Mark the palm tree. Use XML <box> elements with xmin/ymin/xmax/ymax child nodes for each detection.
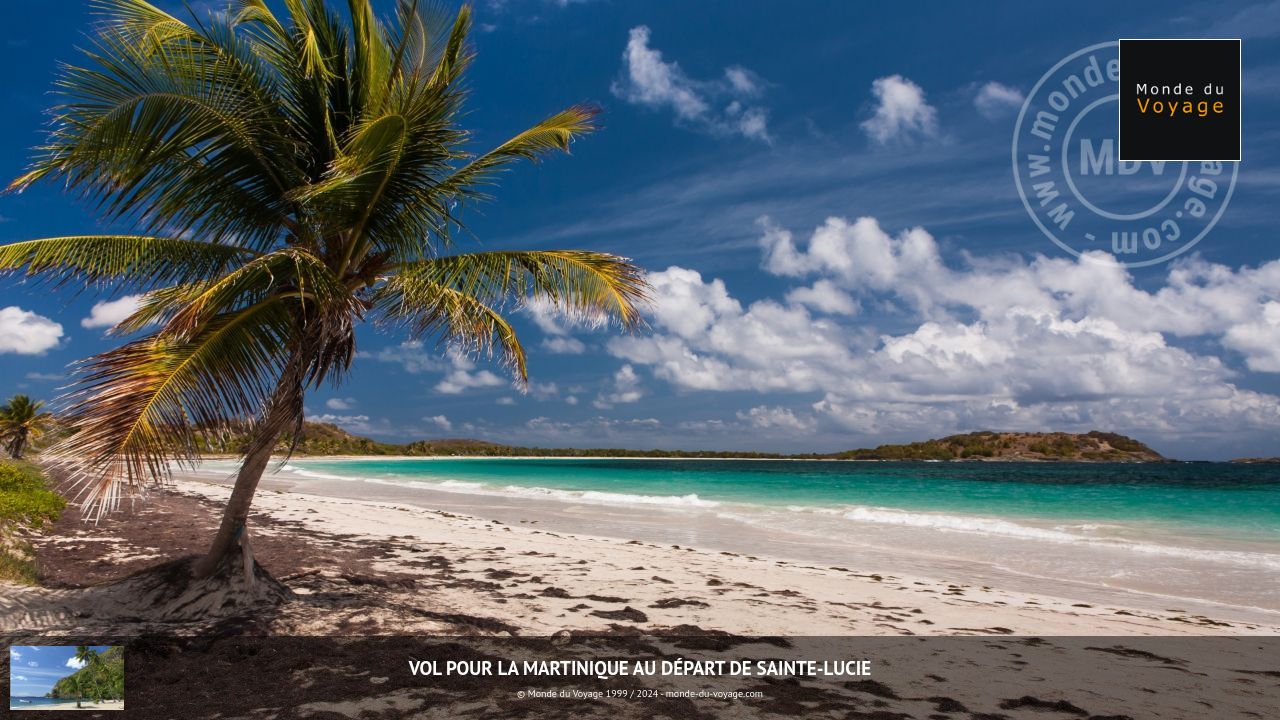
<box><xmin>74</xmin><ymin>646</ymin><xmax>102</xmax><ymax>702</ymax></box>
<box><xmin>0</xmin><ymin>0</ymin><xmax>648</xmax><ymax>584</ymax></box>
<box><xmin>0</xmin><ymin>395</ymin><xmax>54</xmax><ymax>459</ymax></box>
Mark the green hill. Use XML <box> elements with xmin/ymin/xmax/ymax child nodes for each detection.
<box><xmin>49</xmin><ymin>646</ymin><xmax>124</xmax><ymax>701</ymax></box>
<box><xmin>833</xmin><ymin>431</ymin><xmax>1163</xmax><ymax>462</ymax></box>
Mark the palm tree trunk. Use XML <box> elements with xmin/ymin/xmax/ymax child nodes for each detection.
<box><xmin>191</xmin><ymin>347</ymin><xmax>308</xmax><ymax>579</ymax></box>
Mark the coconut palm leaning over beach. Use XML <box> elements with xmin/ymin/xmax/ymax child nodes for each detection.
<box><xmin>0</xmin><ymin>0</ymin><xmax>648</xmax><ymax>604</ymax></box>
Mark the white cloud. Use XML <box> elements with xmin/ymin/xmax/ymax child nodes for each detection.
<box><xmin>66</xmin><ymin>657</ymin><xmax>86</xmax><ymax>670</ymax></box>
<box><xmin>737</xmin><ymin>405</ymin><xmax>816</xmax><ymax>431</ymax></box>
<box><xmin>525</xmin><ymin>297</ymin><xmax>595</xmax><ymax>354</ymax></box>
<box><xmin>974</xmin><ymin>81</ymin><xmax>1024</xmax><ymax>119</ymax></box>
<box><xmin>425</xmin><ymin>414</ymin><xmax>453</xmax><ymax>432</ymax></box>
<box><xmin>308</xmin><ymin>413</ymin><xmax>370</xmax><ymax>427</ymax></box>
<box><xmin>0</xmin><ymin>306</ymin><xmax>63</xmax><ymax>355</ymax></box>
<box><xmin>593</xmin><ymin>364</ymin><xmax>645</xmax><ymax>408</ymax></box>
<box><xmin>523</xmin><ymin>415</ymin><xmax>663</xmax><ymax>443</ymax></box>
<box><xmin>496</xmin><ymin>396</ymin><xmax>517</xmax><ymax>406</ymax></box>
<box><xmin>612</xmin><ymin>26</ymin><xmax>771</xmax><ymax>142</ymax></box>
<box><xmin>435</xmin><ymin>350</ymin><xmax>506</xmax><ymax>394</ymax></box>
<box><xmin>785</xmin><ymin>279</ymin><xmax>859</xmax><ymax>315</ymax></box>
<box><xmin>13</xmin><ymin>675</ymin><xmax>25</xmax><ymax>681</ymax></box>
<box><xmin>10</xmin><ymin>648</ymin><xmax>20</xmax><ymax>661</ymax></box>
<box><xmin>366</xmin><ymin>342</ymin><xmax>509</xmax><ymax>394</ymax></box>
<box><xmin>530</xmin><ymin>382</ymin><xmax>560</xmax><ymax>401</ymax></box>
<box><xmin>325</xmin><ymin>397</ymin><xmax>356</xmax><ymax>411</ymax></box>
<box><xmin>81</xmin><ymin>294</ymin><xmax>143</xmax><ymax>329</ymax></box>
<box><xmin>364</xmin><ymin>340</ymin><xmax>444</xmax><ymax>374</ymax></box>
<box><xmin>608</xmin><ymin>217</ymin><xmax>1280</xmax><ymax>450</ymax></box>
<box><xmin>1223</xmin><ymin>301</ymin><xmax>1280</xmax><ymax>371</ymax></box>
<box><xmin>24</xmin><ymin>372</ymin><xmax>64</xmax><ymax>381</ymax></box>
<box><xmin>543</xmin><ymin>337</ymin><xmax>586</xmax><ymax>354</ymax></box>
<box><xmin>861</xmin><ymin>75</ymin><xmax>938</xmax><ymax>143</ymax></box>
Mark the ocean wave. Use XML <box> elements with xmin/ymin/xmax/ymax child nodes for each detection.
<box><xmin>260</xmin><ymin>462</ymin><xmax>1276</xmax><ymax>569</ymax></box>
<box><xmin>275</xmin><ymin>464</ymin><xmax>718</xmax><ymax>508</ymax></box>
<box><xmin>784</xmin><ymin>504</ymin><xmax>1280</xmax><ymax>570</ymax></box>
<box><xmin>496</xmin><ymin>484</ymin><xmax>718</xmax><ymax>508</ymax></box>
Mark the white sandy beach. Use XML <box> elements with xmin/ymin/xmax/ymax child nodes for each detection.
<box><xmin>10</xmin><ymin>700</ymin><xmax>123</xmax><ymax>711</ymax></box>
<box><xmin>167</xmin><ymin>470</ymin><xmax>1280</xmax><ymax>636</ymax></box>
<box><xmin>3</xmin><ymin>466</ymin><xmax>1276</xmax><ymax>637</ymax></box>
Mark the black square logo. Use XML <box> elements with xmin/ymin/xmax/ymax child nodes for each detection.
<box><xmin>1119</xmin><ymin>39</ymin><xmax>1240</xmax><ymax>161</ymax></box>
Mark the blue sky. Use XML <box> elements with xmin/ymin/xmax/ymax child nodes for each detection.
<box><xmin>8</xmin><ymin>645</ymin><xmax>111</xmax><ymax>697</ymax></box>
<box><xmin>2</xmin><ymin>1</ymin><xmax>1280</xmax><ymax>459</ymax></box>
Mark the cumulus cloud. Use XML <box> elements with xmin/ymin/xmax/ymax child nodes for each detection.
<box><xmin>364</xmin><ymin>340</ymin><xmax>444</xmax><ymax>374</ymax></box>
<box><xmin>10</xmin><ymin>648</ymin><xmax>20</xmax><ymax>661</ymax></box>
<box><xmin>594</xmin><ymin>364</ymin><xmax>644</xmax><ymax>408</ymax></box>
<box><xmin>785</xmin><ymin>279</ymin><xmax>859</xmax><ymax>315</ymax></box>
<box><xmin>425</xmin><ymin>414</ymin><xmax>453</xmax><ymax>432</ymax></box>
<box><xmin>0</xmin><ymin>306</ymin><xmax>63</xmax><ymax>355</ymax></box>
<box><xmin>736</xmin><ymin>405</ymin><xmax>816</xmax><ymax>431</ymax></box>
<box><xmin>435</xmin><ymin>350</ymin><xmax>506</xmax><ymax>394</ymax></box>
<box><xmin>542</xmin><ymin>336</ymin><xmax>586</xmax><ymax>354</ymax></box>
<box><xmin>523</xmin><ymin>415</ymin><xmax>663</xmax><ymax>444</ymax></box>
<box><xmin>81</xmin><ymin>294</ymin><xmax>143</xmax><ymax>329</ymax></box>
<box><xmin>66</xmin><ymin>657</ymin><xmax>86</xmax><ymax>670</ymax></box>
<box><xmin>861</xmin><ymin>75</ymin><xmax>938</xmax><ymax>143</ymax></box>
<box><xmin>974</xmin><ymin>81</ymin><xmax>1024</xmax><ymax>119</ymax></box>
<box><xmin>366</xmin><ymin>342</ymin><xmax>508</xmax><ymax>394</ymax></box>
<box><xmin>325</xmin><ymin>397</ymin><xmax>356</xmax><ymax>411</ymax></box>
<box><xmin>608</xmin><ymin>216</ymin><xmax>1280</xmax><ymax>449</ymax></box>
<box><xmin>612</xmin><ymin>26</ymin><xmax>771</xmax><ymax>141</ymax></box>
<box><xmin>525</xmin><ymin>297</ymin><xmax>595</xmax><ymax>354</ymax></box>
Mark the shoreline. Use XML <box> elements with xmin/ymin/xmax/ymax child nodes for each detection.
<box><xmin>6</xmin><ymin>468</ymin><xmax>1276</xmax><ymax>637</ymax></box>
<box><xmin>10</xmin><ymin>700</ymin><xmax>123</xmax><ymax>711</ymax></box>
<box><xmin>199</xmin><ymin>453</ymin><xmax>1188</xmax><ymax>463</ymax></box>
<box><xmin>213</xmin><ymin>459</ymin><xmax>1280</xmax><ymax>619</ymax></box>
<box><xmin>176</xmin><ymin>470</ymin><xmax>1279</xmax><ymax>634</ymax></box>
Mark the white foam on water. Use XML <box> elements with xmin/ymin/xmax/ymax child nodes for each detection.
<box><xmin>259</xmin><ymin>461</ymin><xmax>1277</xmax><ymax>570</ymax></box>
<box><xmin>273</xmin><ymin>463</ymin><xmax>718</xmax><ymax>508</ymax></box>
<box><xmin>778</xmin><ymin>504</ymin><xmax>1280</xmax><ymax>570</ymax></box>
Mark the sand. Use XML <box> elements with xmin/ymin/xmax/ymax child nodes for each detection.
<box><xmin>5</xmin><ymin>472</ymin><xmax>1274</xmax><ymax>636</ymax></box>
<box><xmin>10</xmin><ymin>700</ymin><xmax>123</xmax><ymax>711</ymax></box>
<box><xmin>4</xmin><ymin>473</ymin><xmax>1278</xmax><ymax>718</ymax></box>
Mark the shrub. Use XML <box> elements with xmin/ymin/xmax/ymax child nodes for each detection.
<box><xmin>0</xmin><ymin>461</ymin><xmax>64</xmax><ymax>584</ymax></box>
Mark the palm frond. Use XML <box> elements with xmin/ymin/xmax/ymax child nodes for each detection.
<box><xmin>50</xmin><ymin>299</ymin><xmax>299</xmax><ymax>517</ymax></box>
<box><xmin>438</xmin><ymin>104</ymin><xmax>600</xmax><ymax>199</ymax></box>
<box><xmin>0</xmin><ymin>235</ymin><xmax>256</xmax><ymax>292</ymax></box>
<box><xmin>374</xmin><ymin>250</ymin><xmax>648</xmax><ymax>382</ymax></box>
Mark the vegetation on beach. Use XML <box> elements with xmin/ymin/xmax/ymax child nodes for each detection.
<box><xmin>49</xmin><ymin>646</ymin><xmax>125</xmax><ymax>704</ymax></box>
<box><xmin>0</xmin><ymin>0</ymin><xmax>648</xmax><ymax>592</ymax></box>
<box><xmin>0</xmin><ymin>460</ymin><xmax>64</xmax><ymax>583</ymax></box>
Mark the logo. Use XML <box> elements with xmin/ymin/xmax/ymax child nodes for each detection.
<box><xmin>1013</xmin><ymin>42</ymin><xmax>1238</xmax><ymax>268</ymax></box>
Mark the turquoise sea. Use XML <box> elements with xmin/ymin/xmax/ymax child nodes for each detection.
<box><xmin>224</xmin><ymin>457</ymin><xmax>1280</xmax><ymax>613</ymax></box>
<box><xmin>10</xmin><ymin>697</ymin><xmax>69</xmax><ymax>709</ymax></box>
<box><xmin>286</xmin><ymin>458</ymin><xmax>1280</xmax><ymax>542</ymax></box>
